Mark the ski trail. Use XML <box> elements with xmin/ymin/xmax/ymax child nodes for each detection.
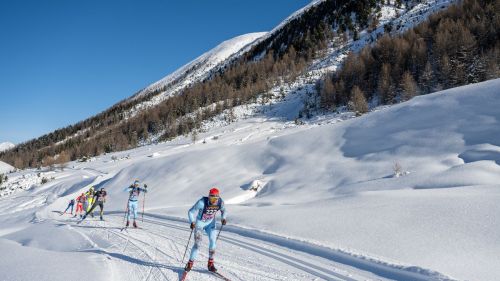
<box><xmin>127</xmin><ymin>214</ymin><xmax>376</xmax><ymax>281</ymax></box>
<box><xmin>58</xmin><ymin>211</ymin><xmax>442</xmax><ymax>281</ymax></box>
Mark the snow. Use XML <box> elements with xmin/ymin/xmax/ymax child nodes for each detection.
<box><xmin>125</xmin><ymin>33</ymin><xmax>267</xmax><ymax>119</ymax></box>
<box><xmin>0</xmin><ymin>141</ymin><xmax>15</xmax><ymax>152</ymax></box>
<box><xmin>0</xmin><ymin>0</ymin><xmax>496</xmax><ymax>280</ymax></box>
<box><xmin>1</xmin><ymin>79</ymin><xmax>499</xmax><ymax>280</ymax></box>
<box><xmin>0</xmin><ymin>161</ymin><xmax>15</xmax><ymax>174</ymax></box>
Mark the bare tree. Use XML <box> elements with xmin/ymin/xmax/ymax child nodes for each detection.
<box><xmin>350</xmin><ymin>86</ymin><xmax>369</xmax><ymax>116</ymax></box>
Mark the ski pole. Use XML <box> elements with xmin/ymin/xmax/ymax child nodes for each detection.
<box><xmin>181</xmin><ymin>228</ymin><xmax>194</xmax><ymax>264</ymax></box>
<box><xmin>122</xmin><ymin>200</ymin><xmax>129</xmax><ymax>223</ymax></box>
<box><xmin>216</xmin><ymin>224</ymin><xmax>224</xmax><ymax>242</ymax></box>
<box><xmin>142</xmin><ymin>188</ymin><xmax>146</xmax><ymax>222</ymax></box>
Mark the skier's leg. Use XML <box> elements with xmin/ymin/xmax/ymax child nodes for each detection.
<box><xmin>127</xmin><ymin>201</ymin><xmax>133</xmax><ymax>221</ymax></box>
<box><xmin>132</xmin><ymin>201</ymin><xmax>138</xmax><ymax>221</ymax></box>
<box><xmin>131</xmin><ymin>201</ymin><xmax>138</xmax><ymax>227</ymax></box>
<box><xmin>99</xmin><ymin>202</ymin><xmax>104</xmax><ymax>219</ymax></box>
<box><xmin>188</xmin><ymin>228</ymin><xmax>203</xmax><ymax>261</ymax></box>
<box><xmin>207</xmin><ymin>226</ymin><xmax>217</xmax><ymax>259</ymax></box>
<box><xmin>83</xmin><ymin>201</ymin><xmax>98</xmax><ymax>218</ymax></box>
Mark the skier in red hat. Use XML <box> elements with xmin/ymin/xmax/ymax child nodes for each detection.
<box><xmin>184</xmin><ymin>187</ymin><xmax>227</xmax><ymax>273</ymax></box>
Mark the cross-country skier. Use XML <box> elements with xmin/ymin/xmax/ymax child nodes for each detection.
<box><xmin>63</xmin><ymin>198</ymin><xmax>75</xmax><ymax>215</ymax></box>
<box><xmin>126</xmin><ymin>179</ymin><xmax>147</xmax><ymax>228</ymax></box>
<box><xmin>85</xmin><ymin>186</ymin><xmax>95</xmax><ymax>217</ymax></box>
<box><xmin>82</xmin><ymin>187</ymin><xmax>107</xmax><ymax>221</ymax></box>
<box><xmin>74</xmin><ymin>193</ymin><xmax>86</xmax><ymax>218</ymax></box>
<box><xmin>184</xmin><ymin>187</ymin><xmax>227</xmax><ymax>273</ymax></box>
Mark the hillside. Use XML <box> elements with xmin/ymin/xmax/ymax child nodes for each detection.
<box><xmin>0</xmin><ymin>0</ymin><xmax>459</xmax><ymax>169</ymax></box>
<box><xmin>1</xmin><ymin>79</ymin><xmax>499</xmax><ymax>280</ymax></box>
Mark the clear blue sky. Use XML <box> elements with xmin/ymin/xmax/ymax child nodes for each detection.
<box><xmin>0</xmin><ymin>0</ymin><xmax>309</xmax><ymax>144</ymax></box>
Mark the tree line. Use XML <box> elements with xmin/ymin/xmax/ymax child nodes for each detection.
<box><xmin>1</xmin><ymin>0</ymin><xmax>390</xmax><ymax>168</ymax></box>
<box><xmin>319</xmin><ymin>0</ymin><xmax>500</xmax><ymax>114</ymax></box>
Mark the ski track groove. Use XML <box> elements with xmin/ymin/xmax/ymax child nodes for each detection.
<box><xmin>60</xmin><ymin>213</ymin><xmax>391</xmax><ymax>281</ymax></box>
<box><xmin>78</xmin><ymin>218</ymin><xmax>173</xmax><ymax>281</ymax></box>
<box><xmin>131</xmin><ymin>214</ymin><xmax>356</xmax><ymax>281</ymax></box>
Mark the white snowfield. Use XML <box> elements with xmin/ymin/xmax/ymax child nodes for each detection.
<box><xmin>1</xmin><ymin>79</ymin><xmax>499</xmax><ymax>281</ymax></box>
<box><xmin>0</xmin><ymin>142</ymin><xmax>16</xmax><ymax>173</ymax></box>
<box><xmin>0</xmin><ymin>161</ymin><xmax>15</xmax><ymax>174</ymax></box>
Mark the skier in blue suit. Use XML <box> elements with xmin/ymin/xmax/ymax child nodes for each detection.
<box><xmin>126</xmin><ymin>179</ymin><xmax>147</xmax><ymax>228</ymax></box>
<box><xmin>184</xmin><ymin>187</ymin><xmax>227</xmax><ymax>273</ymax></box>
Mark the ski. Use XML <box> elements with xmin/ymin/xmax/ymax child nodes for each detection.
<box><xmin>210</xmin><ymin>271</ymin><xmax>231</xmax><ymax>281</ymax></box>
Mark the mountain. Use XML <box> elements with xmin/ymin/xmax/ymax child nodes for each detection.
<box><xmin>0</xmin><ymin>142</ymin><xmax>14</xmax><ymax>153</ymax></box>
<box><xmin>127</xmin><ymin>32</ymin><xmax>267</xmax><ymax>117</ymax></box>
<box><xmin>0</xmin><ymin>0</ymin><xmax>479</xmax><ymax>172</ymax></box>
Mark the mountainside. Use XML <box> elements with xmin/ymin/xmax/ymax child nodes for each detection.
<box><xmin>1</xmin><ymin>79</ymin><xmax>499</xmax><ymax>280</ymax></box>
<box><xmin>1</xmin><ymin>0</ymin><xmax>457</xmax><ymax>169</ymax></box>
<box><xmin>127</xmin><ymin>32</ymin><xmax>267</xmax><ymax>116</ymax></box>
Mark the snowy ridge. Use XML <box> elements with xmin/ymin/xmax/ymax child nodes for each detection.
<box><xmin>0</xmin><ymin>142</ymin><xmax>15</xmax><ymax>152</ymax></box>
<box><xmin>125</xmin><ymin>33</ymin><xmax>266</xmax><ymax>118</ymax></box>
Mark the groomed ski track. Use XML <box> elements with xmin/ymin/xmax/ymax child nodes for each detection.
<box><xmin>55</xmin><ymin>211</ymin><xmax>448</xmax><ymax>281</ymax></box>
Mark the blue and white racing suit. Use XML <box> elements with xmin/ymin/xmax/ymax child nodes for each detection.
<box><xmin>188</xmin><ymin>197</ymin><xmax>227</xmax><ymax>261</ymax></box>
<box><xmin>128</xmin><ymin>186</ymin><xmax>147</xmax><ymax>221</ymax></box>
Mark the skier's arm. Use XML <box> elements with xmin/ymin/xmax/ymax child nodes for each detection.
<box><xmin>188</xmin><ymin>199</ymin><xmax>204</xmax><ymax>223</ymax></box>
<box><xmin>220</xmin><ymin>200</ymin><xmax>227</xmax><ymax>222</ymax></box>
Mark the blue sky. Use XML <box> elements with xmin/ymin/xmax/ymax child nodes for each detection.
<box><xmin>0</xmin><ymin>0</ymin><xmax>309</xmax><ymax>144</ymax></box>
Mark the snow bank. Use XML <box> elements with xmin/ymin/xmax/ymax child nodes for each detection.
<box><xmin>0</xmin><ymin>161</ymin><xmax>14</xmax><ymax>174</ymax></box>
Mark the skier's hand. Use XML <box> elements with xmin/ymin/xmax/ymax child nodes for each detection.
<box><xmin>190</xmin><ymin>222</ymin><xmax>196</xmax><ymax>230</ymax></box>
<box><xmin>144</xmin><ymin>184</ymin><xmax>148</xmax><ymax>188</ymax></box>
<box><xmin>221</xmin><ymin>219</ymin><xmax>227</xmax><ymax>225</ymax></box>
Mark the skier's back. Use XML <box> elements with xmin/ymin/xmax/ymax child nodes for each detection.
<box><xmin>83</xmin><ymin>187</ymin><xmax>107</xmax><ymax>221</ymax></box>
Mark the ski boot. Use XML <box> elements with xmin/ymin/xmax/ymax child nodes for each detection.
<box><xmin>126</xmin><ymin>220</ymin><xmax>129</xmax><ymax>227</ymax></box>
<box><xmin>184</xmin><ymin>260</ymin><xmax>194</xmax><ymax>272</ymax></box>
<box><xmin>207</xmin><ymin>259</ymin><xmax>217</xmax><ymax>272</ymax></box>
<box><xmin>100</xmin><ymin>215</ymin><xmax>103</xmax><ymax>221</ymax></box>
<box><xmin>133</xmin><ymin>221</ymin><xmax>137</xmax><ymax>228</ymax></box>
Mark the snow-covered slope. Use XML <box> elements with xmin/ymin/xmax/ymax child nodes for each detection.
<box><xmin>0</xmin><ymin>161</ymin><xmax>14</xmax><ymax>174</ymax></box>
<box><xmin>1</xmin><ymin>79</ymin><xmax>499</xmax><ymax>281</ymax></box>
<box><xmin>0</xmin><ymin>142</ymin><xmax>14</xmax><ymax>152</ymax></box>
<box><xmin>126</xmin><ymin>33</ymin><xmax>266</xmax><ymax>117</ymax></box>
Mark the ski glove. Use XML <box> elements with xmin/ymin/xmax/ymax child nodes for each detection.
<box><xmin>221</xmin><ymin>219</ymin><xmax>227</xmax><ymax>225</ymax></box>
<box><xmin>190</xmin><ymin>222</ymin><xmax>196</xmax><ymax>230</ymax></box>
